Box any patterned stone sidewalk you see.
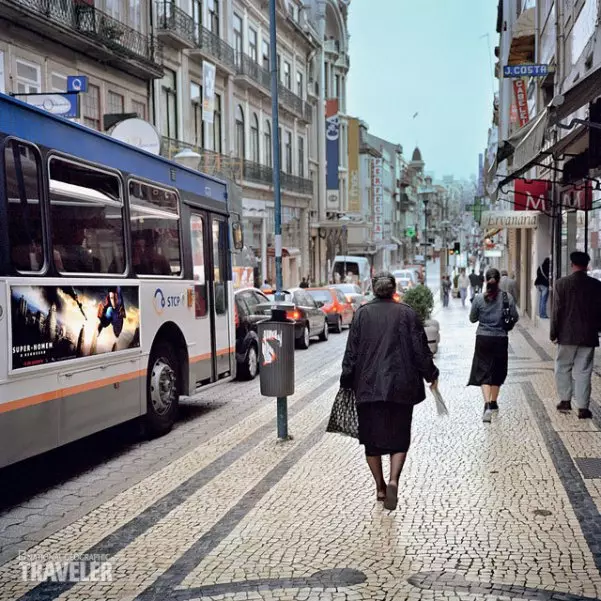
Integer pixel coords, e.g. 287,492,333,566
1,297,601,600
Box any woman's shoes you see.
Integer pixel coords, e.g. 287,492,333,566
383,482,398,511
482,403,493,423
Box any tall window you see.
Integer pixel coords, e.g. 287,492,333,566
235,105,245,159
264,120,272,167
207,0,219,35
132,99,146,119
107,91,124,114
213,93,222,152
191,82,203,147
324,61,329,98
262,40,270,70
105,0,122,21
161,69,178,139
249,28,258,63
82,83,101,130
15,59,40,93
192,0,202,41
250,114,259,163
233,13,243,65
285,131,292,173
50,73,67,92
296,71,303,99
129,0,142,31
298,136,304,178
283,61,291,89
334,74,341,101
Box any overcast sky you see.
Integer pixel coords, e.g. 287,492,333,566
346,0,498,181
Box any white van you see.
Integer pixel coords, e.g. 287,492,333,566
332,256,371,292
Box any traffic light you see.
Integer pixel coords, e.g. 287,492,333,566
453,242,461,254
448,248,455,256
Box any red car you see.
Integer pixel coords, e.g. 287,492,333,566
306,287,354,333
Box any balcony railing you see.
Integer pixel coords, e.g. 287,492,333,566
236,53,271,90
278,84,304,117
4,0,162,68
156,1,196,47
304,101,313,122
243,159,273,186
198,25,236,70
281,172,313,195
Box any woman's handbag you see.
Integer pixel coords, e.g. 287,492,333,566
326,388,359,438
501,292,517,332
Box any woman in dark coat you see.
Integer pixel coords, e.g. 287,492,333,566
468,268,519,423
340,272,439,510
535,257,550,318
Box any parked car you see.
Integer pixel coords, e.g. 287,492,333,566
330,284,367,312
265,288,328,349
233,287,271,380
306,287,354,332
392,269,417,289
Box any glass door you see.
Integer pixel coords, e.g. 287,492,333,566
210,216,231,378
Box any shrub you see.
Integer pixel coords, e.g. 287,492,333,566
403,285,434,324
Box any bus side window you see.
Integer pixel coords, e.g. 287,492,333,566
129,180,181,277
48,157,125,275
4,140,45,272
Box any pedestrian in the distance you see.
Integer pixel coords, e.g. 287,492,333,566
458,269,470,307
468,268,519,423
299,277,309,289
499,269,518,300
478,269,485,292
340,272,439,511
441,276,451,307
535,257,551,318
551,251,601,419
469,269,480,297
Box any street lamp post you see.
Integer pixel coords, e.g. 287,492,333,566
422,197,429,265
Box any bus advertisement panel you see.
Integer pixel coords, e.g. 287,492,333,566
10,285,140,370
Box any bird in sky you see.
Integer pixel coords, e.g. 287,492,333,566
412,112,419,119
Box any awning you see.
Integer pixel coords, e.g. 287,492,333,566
549,64,601,125
497,116,541,164
512,110,549,173
507,7,535,64
484,228,503,239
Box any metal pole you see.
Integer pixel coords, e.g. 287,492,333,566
269,0,287,440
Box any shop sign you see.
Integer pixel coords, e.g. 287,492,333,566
512,79,529,127
347,118,361,213
326,99,340,192
560,181,593,210
503,64,552,78
480,211,539,229
514,179,551,211
372,158,383,242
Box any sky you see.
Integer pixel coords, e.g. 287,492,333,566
346,0,498,181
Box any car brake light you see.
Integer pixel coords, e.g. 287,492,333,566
346,295,352,303
286,310,300,320
393,293,401,303
322,303,334,313
234,304,239,327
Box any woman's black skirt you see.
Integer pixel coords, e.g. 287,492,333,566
357,402,414,456
468,335,508,387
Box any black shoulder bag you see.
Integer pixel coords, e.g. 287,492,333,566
501,292,517,332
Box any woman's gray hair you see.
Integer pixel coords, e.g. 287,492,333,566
372,271,396,299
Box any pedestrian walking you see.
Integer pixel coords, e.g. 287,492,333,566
535,257,551,318
469,269,480,297
340,272,439,510
551,251,601,419
468,268,519,423
441,276,451,307
260,279,272,291
458,269,470,307
499,269,518,300
299,277,309,289
478,269,485,292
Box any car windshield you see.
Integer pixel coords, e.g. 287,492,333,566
266,292,293,302
307,289,333,303
333,284,360,294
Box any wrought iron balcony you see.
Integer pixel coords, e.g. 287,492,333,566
243,160,273,186
156,1,196,49
0,0,162,78
235,54,271,91
190,26,236,71
304,101,313,123
278,84,304,118
281,172,313,195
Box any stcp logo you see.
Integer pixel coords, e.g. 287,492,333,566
153,288,166,315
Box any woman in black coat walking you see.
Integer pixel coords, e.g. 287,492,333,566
340,272,439,510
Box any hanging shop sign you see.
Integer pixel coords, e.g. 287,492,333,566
347,117,361,213
512,79,529,127
514,179,551,211
480,211,539,229
503,64,553,78
560,181,593,211
372,158,383,242
202,61,216,124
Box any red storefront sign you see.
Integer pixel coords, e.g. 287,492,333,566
560,181,593,211
512,79,529,127
514,179,551,211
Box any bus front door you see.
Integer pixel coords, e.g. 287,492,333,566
209,216,232,379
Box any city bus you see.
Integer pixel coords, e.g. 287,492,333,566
0,93,243,468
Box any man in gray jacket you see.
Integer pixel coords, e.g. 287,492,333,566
499,270,518,301
551,251,601,419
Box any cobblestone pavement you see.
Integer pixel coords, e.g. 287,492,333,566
3,294,601,600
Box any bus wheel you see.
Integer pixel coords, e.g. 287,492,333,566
145,342,179,437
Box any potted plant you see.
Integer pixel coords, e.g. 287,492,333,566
402,285,440,354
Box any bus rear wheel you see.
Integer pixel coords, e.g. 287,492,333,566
145,342,179,437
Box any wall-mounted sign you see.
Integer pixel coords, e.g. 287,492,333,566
514,179,551,211
560,181,593,211
480,211,539,229
67,75,88,93
372,158,383,242
202,61,216,124
110,118,161,155
512,79,529,127
326,99,340,193
15,93,80,118
347,117,360,213
503,64,552,78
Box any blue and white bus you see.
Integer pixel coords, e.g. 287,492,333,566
0,92,243,468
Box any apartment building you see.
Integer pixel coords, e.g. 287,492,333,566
489,0,601,319
0,0,159,128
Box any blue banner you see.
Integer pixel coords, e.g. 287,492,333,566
326,99,339,191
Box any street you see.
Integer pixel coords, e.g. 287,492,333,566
2,296,601,600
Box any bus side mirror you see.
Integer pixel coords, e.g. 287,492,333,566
232,221,244,250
